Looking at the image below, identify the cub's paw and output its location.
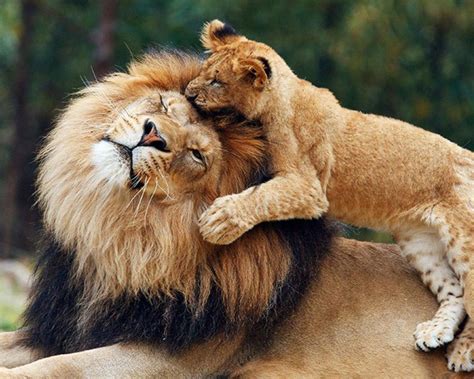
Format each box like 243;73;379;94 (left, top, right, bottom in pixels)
199;195;253;245
446;333;474;372
414;319;455;352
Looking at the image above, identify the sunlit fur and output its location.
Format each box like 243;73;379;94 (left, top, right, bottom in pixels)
186;21;474;362
36;51;292;321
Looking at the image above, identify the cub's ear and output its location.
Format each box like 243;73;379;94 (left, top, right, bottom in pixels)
201;19;242;51
239;57;272;90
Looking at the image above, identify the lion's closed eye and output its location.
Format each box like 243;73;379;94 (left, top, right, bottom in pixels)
159;94;199;126
160;94;169;113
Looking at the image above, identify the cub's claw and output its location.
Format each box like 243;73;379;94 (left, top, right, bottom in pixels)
199;195;253;245
413;319;455;352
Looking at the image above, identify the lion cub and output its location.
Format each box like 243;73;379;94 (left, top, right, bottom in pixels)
185;20;474;355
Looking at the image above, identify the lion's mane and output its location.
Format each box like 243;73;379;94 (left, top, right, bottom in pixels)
22;51;334;355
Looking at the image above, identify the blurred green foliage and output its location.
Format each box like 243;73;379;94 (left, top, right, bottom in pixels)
0;0;472;254
0;279;27;331
0;305;21;331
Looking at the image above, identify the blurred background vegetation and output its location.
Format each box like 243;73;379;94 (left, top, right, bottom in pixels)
0;0;473;329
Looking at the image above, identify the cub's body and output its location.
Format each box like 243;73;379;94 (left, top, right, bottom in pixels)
185;20;474;371
328;108;464;230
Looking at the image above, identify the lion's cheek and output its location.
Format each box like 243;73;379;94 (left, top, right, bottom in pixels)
91;140;130;187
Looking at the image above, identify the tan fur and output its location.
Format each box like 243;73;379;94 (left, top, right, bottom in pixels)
186;20;474;362
1;240;470;378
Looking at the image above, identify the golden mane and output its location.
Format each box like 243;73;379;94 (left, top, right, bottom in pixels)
36;51;292;321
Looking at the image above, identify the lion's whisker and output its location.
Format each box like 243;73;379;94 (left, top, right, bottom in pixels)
105;171;122;185
124;179;149;211
143;179;159;226
152;175;172;202
134;177;149;216
156;167;174;201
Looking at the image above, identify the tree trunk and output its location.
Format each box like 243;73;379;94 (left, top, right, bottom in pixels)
1;0;37;258
92;0;118;79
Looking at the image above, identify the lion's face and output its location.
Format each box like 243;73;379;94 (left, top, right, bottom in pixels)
185;20;275;119
91;91;222;200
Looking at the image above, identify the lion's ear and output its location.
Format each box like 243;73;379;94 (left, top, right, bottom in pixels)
239;57;272;90
201;20;242;51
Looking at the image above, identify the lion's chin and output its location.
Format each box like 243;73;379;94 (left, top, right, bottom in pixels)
91;140;130;188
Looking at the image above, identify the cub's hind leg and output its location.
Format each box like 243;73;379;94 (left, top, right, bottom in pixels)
396;227;465;351
440;215;474;318
447;317;474;372
446;152;474;317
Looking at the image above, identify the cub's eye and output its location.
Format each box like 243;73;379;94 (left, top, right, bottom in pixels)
191;149;204;164
210;79;222;87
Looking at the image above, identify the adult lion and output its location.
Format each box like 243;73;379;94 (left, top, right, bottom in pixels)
0;51;467;378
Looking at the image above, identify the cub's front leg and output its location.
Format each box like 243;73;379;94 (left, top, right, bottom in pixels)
199;172;328;245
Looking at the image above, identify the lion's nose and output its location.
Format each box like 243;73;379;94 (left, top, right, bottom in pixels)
138;120;169;152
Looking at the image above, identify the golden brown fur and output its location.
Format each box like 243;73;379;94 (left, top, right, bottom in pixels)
0;49;469;378
185;20;474;370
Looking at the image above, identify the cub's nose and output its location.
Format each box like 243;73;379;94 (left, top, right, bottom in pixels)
184;86;198;102
138;119;169;152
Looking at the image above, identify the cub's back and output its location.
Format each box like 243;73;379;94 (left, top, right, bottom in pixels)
327;109;467;227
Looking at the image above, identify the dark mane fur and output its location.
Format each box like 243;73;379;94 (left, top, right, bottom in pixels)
23;216;332;356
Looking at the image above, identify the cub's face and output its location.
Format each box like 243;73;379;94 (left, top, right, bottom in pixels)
91;91;222;200
185;20;273;119
186;47;272;119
